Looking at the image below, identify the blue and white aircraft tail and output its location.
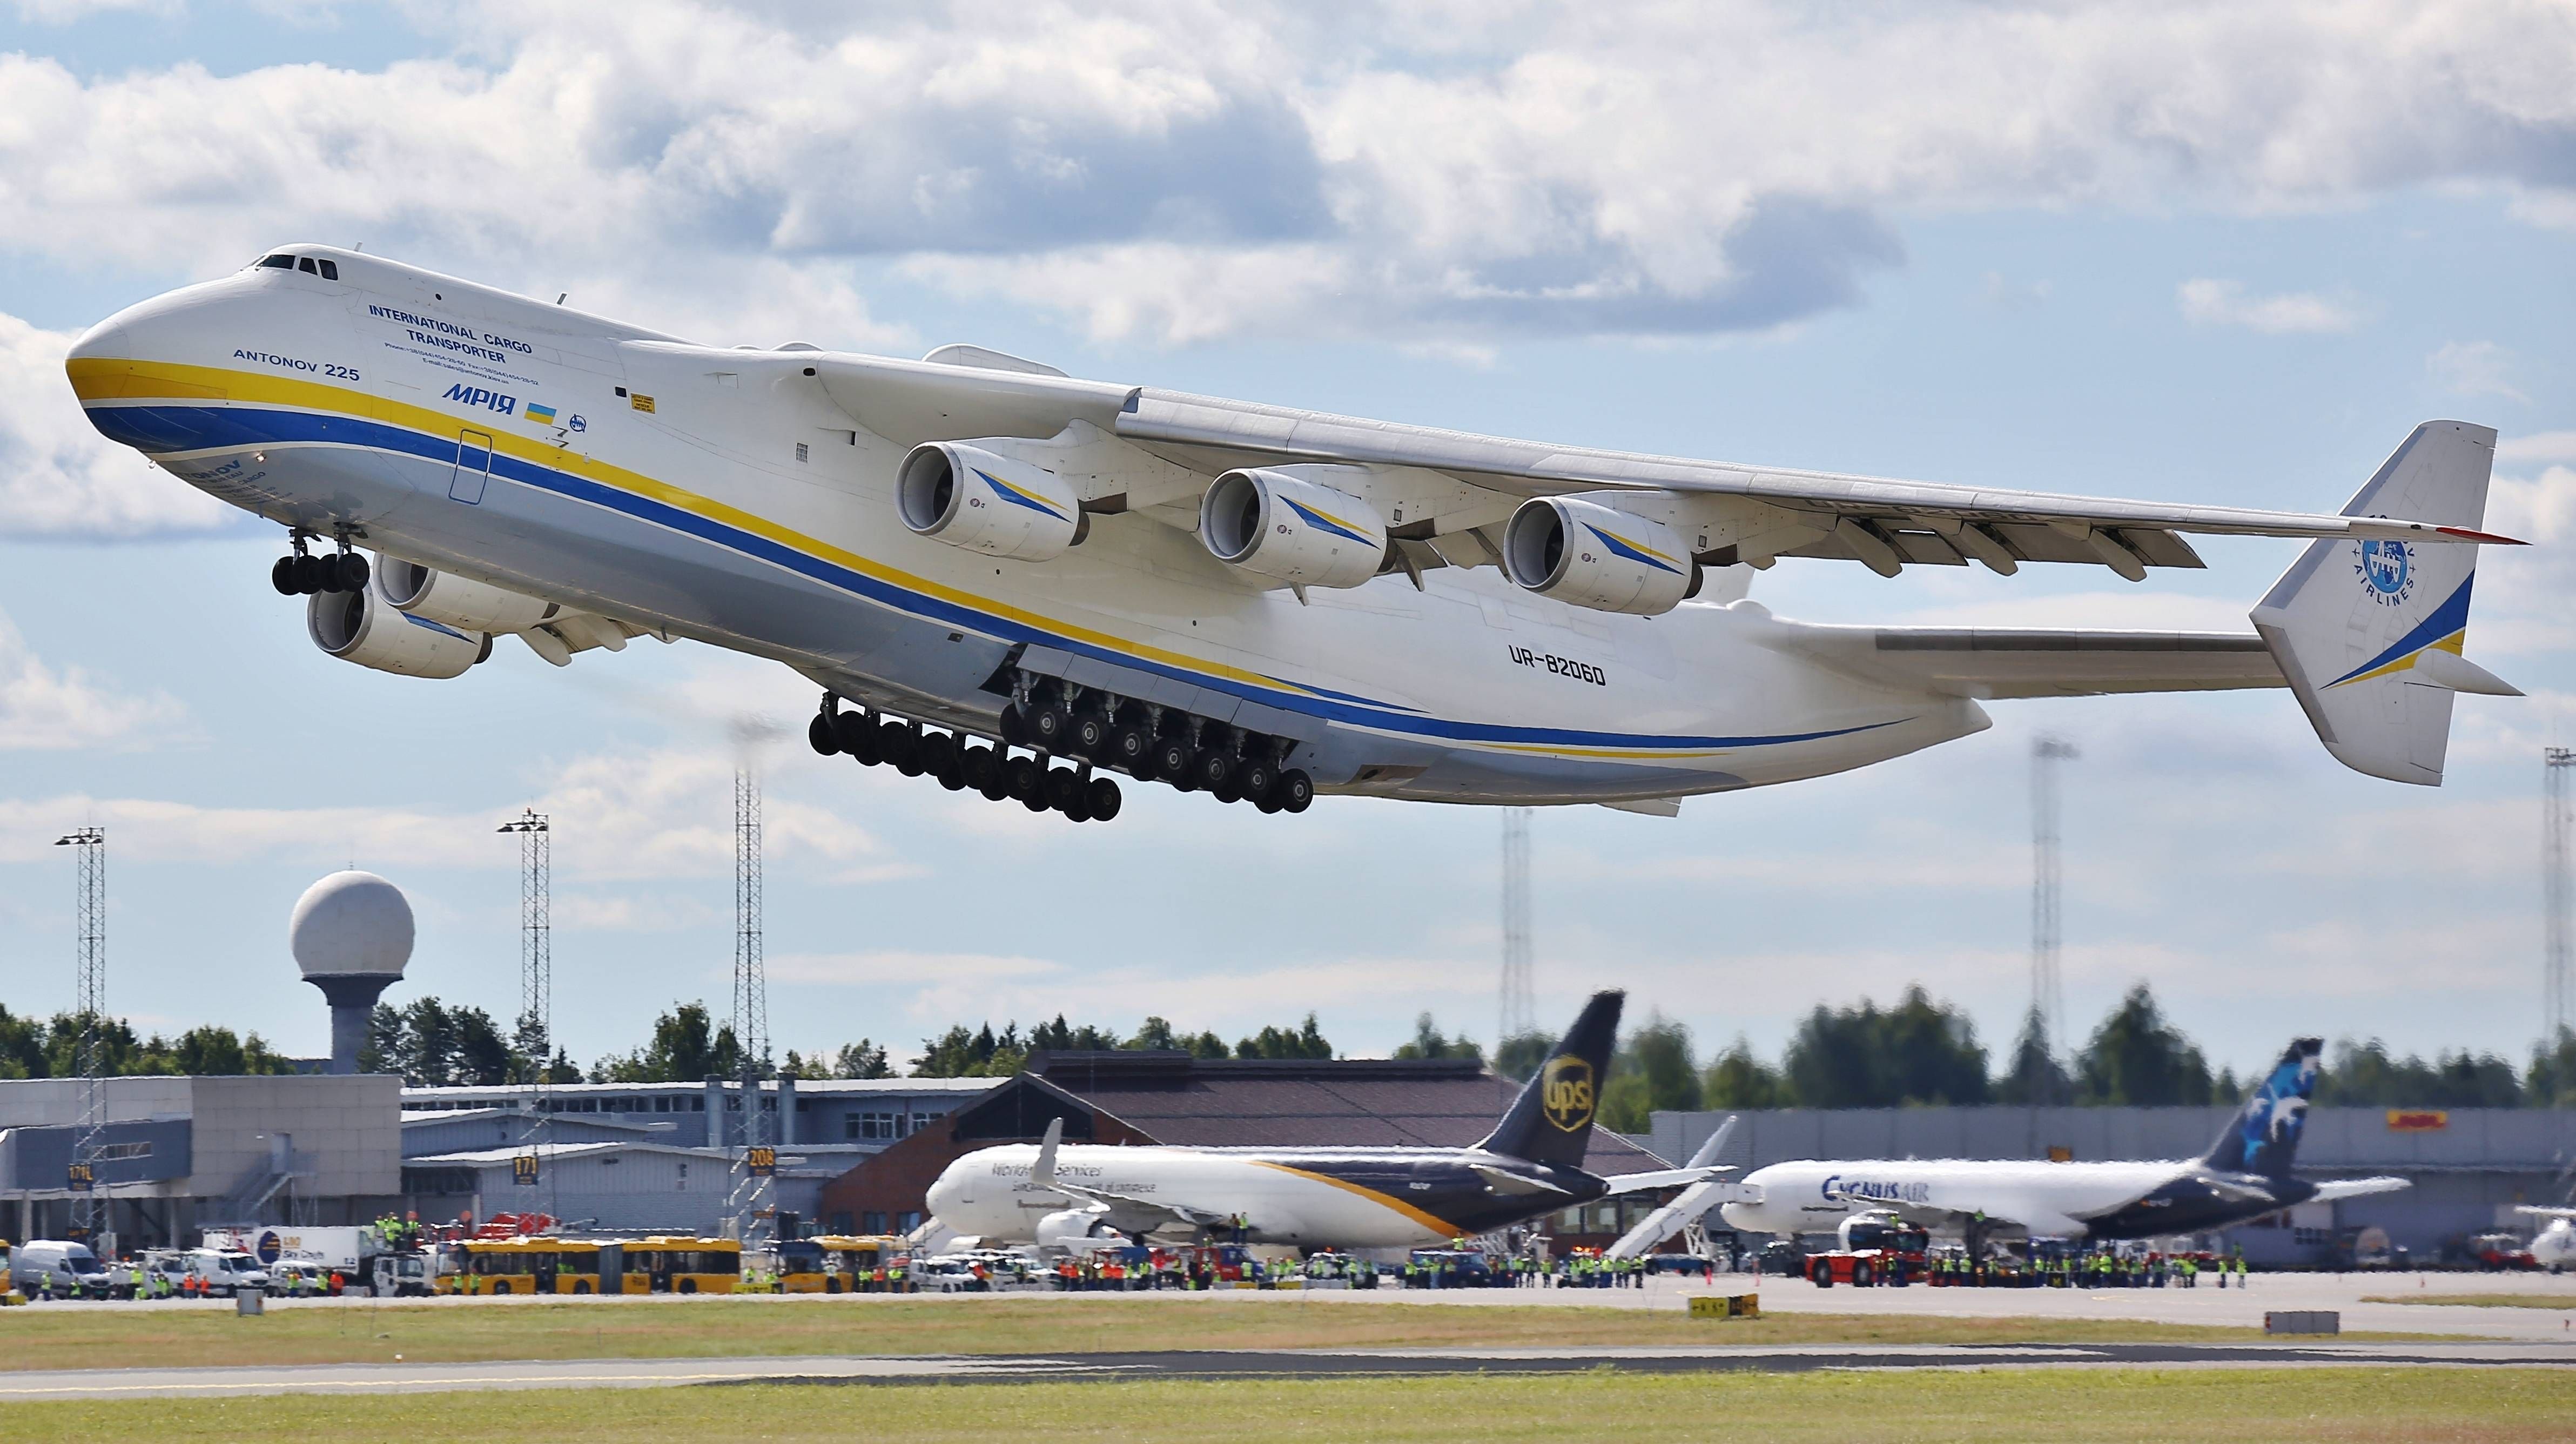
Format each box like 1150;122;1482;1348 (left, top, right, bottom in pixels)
2253;422;2519;785
2198;1037;2323;1179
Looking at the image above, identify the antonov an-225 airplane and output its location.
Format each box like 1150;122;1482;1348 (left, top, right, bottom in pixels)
68;246;2525;822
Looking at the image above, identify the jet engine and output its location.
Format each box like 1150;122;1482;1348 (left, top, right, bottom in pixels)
1198;468;1387;589
307;586;490;679
1034;1208;1125;1254
1503;496;1699;615
375;557;562;633
897;441;1084;561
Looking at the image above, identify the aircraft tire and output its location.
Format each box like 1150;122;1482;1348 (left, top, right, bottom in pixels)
999;704;1027;747
808;714;839;756
880;721;920;773
1029;707;1067;748
1086;777;1122;821
271;556;298;595
960;743;998;790
1254;792;1282;814
331;552;370;592
1154;737;1195;788
1277;770;1314;812
1108;723;1153;775
1072;708;1111;755
1191;748;1234;791
292;554;327;594
1236;758;1276;801
1044;767;1081;812
1004;756;1041;801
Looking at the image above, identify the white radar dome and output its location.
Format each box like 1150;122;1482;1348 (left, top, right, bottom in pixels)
290;870;415;978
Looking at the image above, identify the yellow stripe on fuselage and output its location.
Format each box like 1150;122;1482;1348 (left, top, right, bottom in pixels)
67;357;1713;763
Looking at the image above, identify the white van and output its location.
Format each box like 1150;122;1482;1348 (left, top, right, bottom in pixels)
10;1240;113;1298
151;1247;270;1297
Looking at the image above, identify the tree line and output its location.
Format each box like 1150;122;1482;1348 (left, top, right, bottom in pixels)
1456;984;2576;1133
15;986;2576;1123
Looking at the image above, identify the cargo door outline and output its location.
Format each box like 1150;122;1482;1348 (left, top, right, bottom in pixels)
450;428;494;504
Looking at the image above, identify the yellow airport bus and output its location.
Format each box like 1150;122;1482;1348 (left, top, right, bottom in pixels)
777;1235;902;1293
434;1238;604;1295
614;1237;742;1295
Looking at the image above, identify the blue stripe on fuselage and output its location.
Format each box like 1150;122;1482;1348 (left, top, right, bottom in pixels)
93;401;1909;754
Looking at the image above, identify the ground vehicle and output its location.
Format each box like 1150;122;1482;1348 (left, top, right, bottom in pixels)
152;1248;270;1297
435;1238;605;1295
1805;1211;1929;1287
1407;1249;1502;1287
808;1234;903;1293
615;1238;742;1295
10;1240;113;1298
265;1261;333;1297
371;1251;433;1297
913;1256;992;1293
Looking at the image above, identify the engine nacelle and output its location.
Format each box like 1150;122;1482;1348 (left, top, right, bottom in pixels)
897;441;1084;562
375;557;561;634
1198;468;1387;589
307;586;490;679
1503;496;1699;615
1034;1208;1125;1254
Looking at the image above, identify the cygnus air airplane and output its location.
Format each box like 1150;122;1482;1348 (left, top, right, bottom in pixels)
68;246;2522;822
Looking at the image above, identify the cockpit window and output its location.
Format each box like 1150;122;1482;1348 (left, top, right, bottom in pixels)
318;259;339;280
257;254;295;269
298;257;318;274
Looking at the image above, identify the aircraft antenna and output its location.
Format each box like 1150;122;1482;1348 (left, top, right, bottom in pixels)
1500;807;1535;1046
2029;737;2078;1101
55;826;106;1240
497;809;554;1220
2547;748;2574;1041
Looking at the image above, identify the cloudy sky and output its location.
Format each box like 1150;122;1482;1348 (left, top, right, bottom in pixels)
2;0;2573;1079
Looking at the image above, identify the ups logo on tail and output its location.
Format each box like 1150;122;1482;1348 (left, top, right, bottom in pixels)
1542;1057;1595;1132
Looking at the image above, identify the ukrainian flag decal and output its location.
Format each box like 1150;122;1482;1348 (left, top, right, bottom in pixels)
525;403;559;426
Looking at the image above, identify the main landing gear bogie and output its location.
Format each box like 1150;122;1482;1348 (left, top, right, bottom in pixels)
810;675;1311;825
270;534;370;597
812;697;1126;824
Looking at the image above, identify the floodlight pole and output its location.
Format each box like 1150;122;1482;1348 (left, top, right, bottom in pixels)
55;827;106;1239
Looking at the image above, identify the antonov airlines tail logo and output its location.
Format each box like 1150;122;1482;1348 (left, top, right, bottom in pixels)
1541;1056;1595;1132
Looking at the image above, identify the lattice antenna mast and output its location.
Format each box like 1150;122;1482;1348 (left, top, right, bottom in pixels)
497;809;554;1215
2547;748;2574;1040
732;769;768;1083
1499;807;1535;1044
2030;737;2079;1096
55;827;105;1237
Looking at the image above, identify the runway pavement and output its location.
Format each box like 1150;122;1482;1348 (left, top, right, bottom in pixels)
2;1339;2570;1399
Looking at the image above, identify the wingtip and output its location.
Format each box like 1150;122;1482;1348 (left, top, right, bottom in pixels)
2436;526;2527;545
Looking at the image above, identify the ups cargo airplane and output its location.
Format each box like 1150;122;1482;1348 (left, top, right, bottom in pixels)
68;247;2524;822
923;991;1719;1251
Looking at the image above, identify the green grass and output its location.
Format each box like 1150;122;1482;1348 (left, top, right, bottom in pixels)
0;1295;2358;1373
9;1369;2574;1442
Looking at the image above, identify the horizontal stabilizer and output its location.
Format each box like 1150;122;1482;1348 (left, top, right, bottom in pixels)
2311;1177;2412;1203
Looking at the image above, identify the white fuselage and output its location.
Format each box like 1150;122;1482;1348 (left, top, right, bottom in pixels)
2537;1218;2576;1272
69;248;1989;805
925;1144;1468;1250
1723;1158;2188;1239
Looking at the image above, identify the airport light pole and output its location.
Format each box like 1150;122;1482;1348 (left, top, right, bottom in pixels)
55;827;106;1240
2547;748;2573;1041
497;809;555;1220
2029;737;2077;1104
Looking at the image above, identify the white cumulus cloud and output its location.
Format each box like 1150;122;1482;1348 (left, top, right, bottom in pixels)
0;312;235;537
0;606;190;749
2177;278;2362;334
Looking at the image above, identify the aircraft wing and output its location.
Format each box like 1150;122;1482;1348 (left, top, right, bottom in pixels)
1785;626;2289;699
2311;1177;2412;1203
1113;387;2516;578
1603;1166;1734;1196
1021;1118;1233;1235
2516;1205;2576;1219
750;345;2516;583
